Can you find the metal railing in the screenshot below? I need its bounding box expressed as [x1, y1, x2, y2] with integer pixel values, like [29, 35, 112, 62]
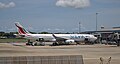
[0, 55, 83, 64]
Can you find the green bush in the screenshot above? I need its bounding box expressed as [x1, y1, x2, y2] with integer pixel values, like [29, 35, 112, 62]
[0, 38, 27, 43]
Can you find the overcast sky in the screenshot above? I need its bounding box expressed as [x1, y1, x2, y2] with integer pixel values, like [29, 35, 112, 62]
[0, 0, 120, 33]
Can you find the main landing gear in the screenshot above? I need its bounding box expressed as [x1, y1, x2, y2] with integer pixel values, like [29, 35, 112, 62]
[26, 39, 45, 46]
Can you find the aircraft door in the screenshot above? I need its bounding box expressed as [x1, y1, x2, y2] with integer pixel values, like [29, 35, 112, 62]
[39, 38, 44, 42]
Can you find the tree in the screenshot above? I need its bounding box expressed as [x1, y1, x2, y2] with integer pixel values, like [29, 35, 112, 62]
[0, 32, 5, 37]
[39, 32, 49, 34]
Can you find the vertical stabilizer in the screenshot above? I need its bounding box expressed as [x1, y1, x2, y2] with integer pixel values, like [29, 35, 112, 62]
[15, 22, 30, 34]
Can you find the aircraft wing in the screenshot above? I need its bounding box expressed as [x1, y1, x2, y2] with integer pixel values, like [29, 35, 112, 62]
[52, 34, 68, 41]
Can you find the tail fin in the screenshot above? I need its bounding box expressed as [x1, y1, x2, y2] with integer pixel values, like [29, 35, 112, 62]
[15, 22, 30, 35]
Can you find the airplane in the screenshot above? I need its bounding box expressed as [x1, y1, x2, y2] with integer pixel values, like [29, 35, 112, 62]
[15, 22, 97, 46]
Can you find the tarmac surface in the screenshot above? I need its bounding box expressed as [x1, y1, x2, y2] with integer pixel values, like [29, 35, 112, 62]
[0, 42, 120, 64]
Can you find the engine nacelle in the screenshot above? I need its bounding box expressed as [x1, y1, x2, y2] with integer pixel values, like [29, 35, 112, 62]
[52, 39, 56, 42]
[65, 40, 75, 43]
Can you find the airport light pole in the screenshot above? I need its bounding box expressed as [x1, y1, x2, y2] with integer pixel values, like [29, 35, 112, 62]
[96, 13, 98, 31]
[79, 22, 81, 33]
[96, 13, 102, 44]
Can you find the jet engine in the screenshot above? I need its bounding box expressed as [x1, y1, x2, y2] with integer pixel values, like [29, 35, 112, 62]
[65, 40, 75, 43]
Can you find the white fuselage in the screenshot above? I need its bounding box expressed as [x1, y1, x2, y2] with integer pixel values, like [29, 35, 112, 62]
[24, 34, 97, 42]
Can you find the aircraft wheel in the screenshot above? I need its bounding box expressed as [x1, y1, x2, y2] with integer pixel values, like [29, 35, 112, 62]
[26, 42, 33, 46]
[52, 42, 59, 46]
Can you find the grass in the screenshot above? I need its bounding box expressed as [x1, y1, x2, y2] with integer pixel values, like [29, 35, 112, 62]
[0, 38, 27, 43]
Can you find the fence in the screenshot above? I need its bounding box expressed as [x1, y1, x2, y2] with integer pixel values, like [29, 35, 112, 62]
[0, 55, 84, 64]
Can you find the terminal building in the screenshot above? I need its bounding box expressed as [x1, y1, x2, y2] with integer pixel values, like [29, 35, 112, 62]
[81, 27, 120, 46]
